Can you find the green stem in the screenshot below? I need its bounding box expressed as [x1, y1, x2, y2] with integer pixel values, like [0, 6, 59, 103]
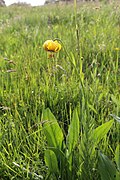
[53, 38, 85, 99]
[74, 0, 80, 58]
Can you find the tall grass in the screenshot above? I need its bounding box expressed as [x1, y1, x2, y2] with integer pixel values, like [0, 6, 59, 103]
[0, 1, 120, 179]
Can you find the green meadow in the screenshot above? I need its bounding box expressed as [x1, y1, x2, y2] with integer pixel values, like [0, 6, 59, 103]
[0, 1, 120, 179]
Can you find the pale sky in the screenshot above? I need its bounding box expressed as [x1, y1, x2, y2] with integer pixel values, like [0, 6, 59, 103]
[5, 0, 45, 6]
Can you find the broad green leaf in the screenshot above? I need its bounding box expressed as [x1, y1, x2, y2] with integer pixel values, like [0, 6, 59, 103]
[41, 108, 64, 149]
[48, 147, 70, 174]
[66, 108, 79, 154]
[44, 149, 59, 174]
[98, 151, 116, 180]
[115, 144, 120, 171]
[91, 120, 114, 145]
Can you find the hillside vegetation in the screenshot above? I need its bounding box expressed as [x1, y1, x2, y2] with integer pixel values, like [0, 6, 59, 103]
[0, 1, 120, 179]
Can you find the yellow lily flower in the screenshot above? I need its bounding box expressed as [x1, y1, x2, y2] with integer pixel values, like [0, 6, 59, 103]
[43, 40, 61, 52]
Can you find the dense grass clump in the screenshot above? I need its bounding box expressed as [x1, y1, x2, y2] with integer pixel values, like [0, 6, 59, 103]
[0, 2, 120, 179]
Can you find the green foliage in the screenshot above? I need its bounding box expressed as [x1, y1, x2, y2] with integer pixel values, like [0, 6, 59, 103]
[42, 108, 64, 149]
[91, 120, 114, 146]
[66, 108, 79, 154]
[44, 150, 59, 174]
[98, 151, 117, 180]
[42, 108, 116, 179]
[0, 1, 120, 179]
[42, 108, 80, 179]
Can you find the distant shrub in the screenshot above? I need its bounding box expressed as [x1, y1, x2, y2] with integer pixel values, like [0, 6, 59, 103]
[10, 2, 31, 7]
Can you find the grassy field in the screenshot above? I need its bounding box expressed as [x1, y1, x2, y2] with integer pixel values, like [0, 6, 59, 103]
[0, 1, 120, 179]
